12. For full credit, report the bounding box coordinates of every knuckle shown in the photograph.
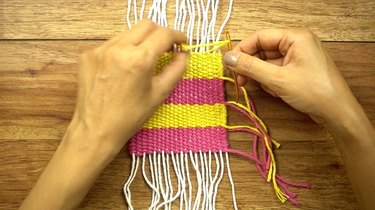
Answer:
[166,28,175,38]
[127,47,153,70]
[294,28,318,40]
[239,55,254,75]
[300,28,314,34]
[132,46,152,60]
[139,19,156,28]
[85,44,154,74]
[108,46,147,59]
[101,47,122,63]
[302,28,317,39]
[160,27,174,39]
[95,46,128,67]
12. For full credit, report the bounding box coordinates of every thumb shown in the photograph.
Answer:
[223,51,279,85]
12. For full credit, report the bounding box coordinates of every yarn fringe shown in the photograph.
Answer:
[221,77,311,206]
[124,151,238,210]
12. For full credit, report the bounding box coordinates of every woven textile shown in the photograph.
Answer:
[129,53,228,156]
[125,51,309,209]
[124,0,310,207]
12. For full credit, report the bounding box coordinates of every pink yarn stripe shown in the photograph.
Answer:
[130,127,228,156]
[164,78,225,104]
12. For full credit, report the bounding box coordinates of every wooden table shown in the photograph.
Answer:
[0,0,374,209]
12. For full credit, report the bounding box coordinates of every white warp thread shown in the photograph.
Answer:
[125,0,233,52]
[123,154,140,210]
[125,151,238,209]
[124,0,237,208]
[226,152,238,210]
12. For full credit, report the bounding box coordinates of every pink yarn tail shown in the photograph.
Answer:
[224,89,310,206]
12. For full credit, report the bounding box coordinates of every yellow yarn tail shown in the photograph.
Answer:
[180,40,230,53]
[222,77,288,203]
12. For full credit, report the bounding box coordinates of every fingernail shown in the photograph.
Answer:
[223,52,239,67]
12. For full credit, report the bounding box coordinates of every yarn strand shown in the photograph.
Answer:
[124,0,309,208]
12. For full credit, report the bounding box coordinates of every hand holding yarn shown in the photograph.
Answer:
[20,22,188,210]
[224,29,375,210]
[73,20,187,156]
[223,29,356,125]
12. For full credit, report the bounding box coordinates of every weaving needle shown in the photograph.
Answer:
[225,31,240,103]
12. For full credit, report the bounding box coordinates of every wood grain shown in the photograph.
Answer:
[0,41,373,209]
[1,0,374,41]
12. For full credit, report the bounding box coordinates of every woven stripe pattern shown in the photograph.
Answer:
[130,53,228,156]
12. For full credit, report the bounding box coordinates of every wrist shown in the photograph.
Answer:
[322,97,374,149]
[20,121,115,210]
[61,117,121,169]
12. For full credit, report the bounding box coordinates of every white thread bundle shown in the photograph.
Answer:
[125,0,233,50]
[124,151,237,210]
[123,1,236,209]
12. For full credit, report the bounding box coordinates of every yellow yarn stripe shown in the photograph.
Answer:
[154,53,223,79]
[143,104,227,128]
[180,40,230,53]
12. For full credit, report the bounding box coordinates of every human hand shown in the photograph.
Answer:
[70,20,187,157]
[21,21,188,210]
[223,29,375,209]
[223,29,357,124]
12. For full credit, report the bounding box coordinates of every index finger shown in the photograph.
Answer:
[234,29,288,56]
[106,20,159,47]
[141,27,187,56]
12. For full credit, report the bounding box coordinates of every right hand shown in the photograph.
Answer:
[223,29,357,124]
[71,20,187,158]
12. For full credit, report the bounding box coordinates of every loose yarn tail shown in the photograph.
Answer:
[221,77,310,205]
